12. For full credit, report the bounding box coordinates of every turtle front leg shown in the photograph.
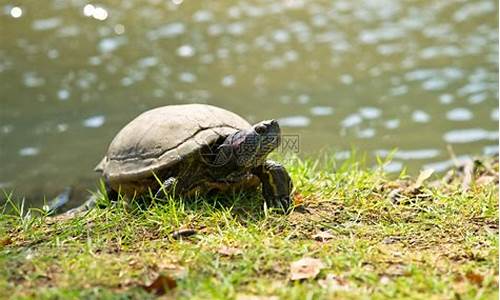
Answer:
[252,160,293,213]
[154,177,179,198]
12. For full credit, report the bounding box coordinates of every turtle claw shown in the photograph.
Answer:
[267,196,292,214]
[43,187,72,215]
[62,194,98,217]
[154,177,179,199]
[253,160,294,214]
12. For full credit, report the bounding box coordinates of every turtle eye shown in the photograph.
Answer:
[255,124,267,134]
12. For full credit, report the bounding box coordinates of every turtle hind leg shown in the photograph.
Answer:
[252,160,293,213]
[101,182,118,204]
[43,187,72,215]
[62,181,117,216]
[62,194,99,216]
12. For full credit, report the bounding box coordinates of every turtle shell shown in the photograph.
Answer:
[97,104,251,186]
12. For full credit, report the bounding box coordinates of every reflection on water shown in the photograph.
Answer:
[310,106,333,116]
[443,128,498,144]
[446,108,473,121]
[0,0,498,202]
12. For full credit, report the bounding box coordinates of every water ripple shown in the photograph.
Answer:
[177,45,196,57]
[412,110,431,123]
[83,115,106,128]
[19,147,40,156]
[32,18,61,31]
[443,128,498,144]
[148,22,185,40]
[446,108,473,121]
[341,114,362,128]
[376,149,440,160]
[278,115,311,128]
[99,37,127,53]
[310,106,334,116]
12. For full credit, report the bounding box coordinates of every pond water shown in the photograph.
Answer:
[0,0,498,204]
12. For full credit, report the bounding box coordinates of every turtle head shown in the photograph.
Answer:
[250,119,281,158]
[215,120,281,168]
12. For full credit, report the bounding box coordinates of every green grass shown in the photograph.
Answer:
[0,156,498,299]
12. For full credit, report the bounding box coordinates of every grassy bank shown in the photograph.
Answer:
[0,156,498,299]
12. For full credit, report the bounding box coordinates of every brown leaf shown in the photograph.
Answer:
[465,271,484,286]
[290,257,325,281]
[293,192,305,206]
[0,237,13,247]
[453,273,474,294]
[312,231,334,242]
[383,181,403,190]
[143,274,177,296]
[318,274,351,292]
[217,246,243,257]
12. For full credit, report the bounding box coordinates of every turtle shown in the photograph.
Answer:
[65,104,293,214]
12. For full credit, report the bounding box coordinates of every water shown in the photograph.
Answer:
[0,0,498,203]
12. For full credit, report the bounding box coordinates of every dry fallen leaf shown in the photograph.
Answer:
[127,258,141,268]
[318,274,351,292]
[142,274,177,296]
[362,263,375,272]
[465,271,484,286]
[218,246,243,257]
[413,168,434,189]
[383,181,403,190]
[476,175,497,186]
[461,160,475,191]
[290,257,325,281]
[0,237,13,247]
[293,192,305,206]
[312,231,334,242]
